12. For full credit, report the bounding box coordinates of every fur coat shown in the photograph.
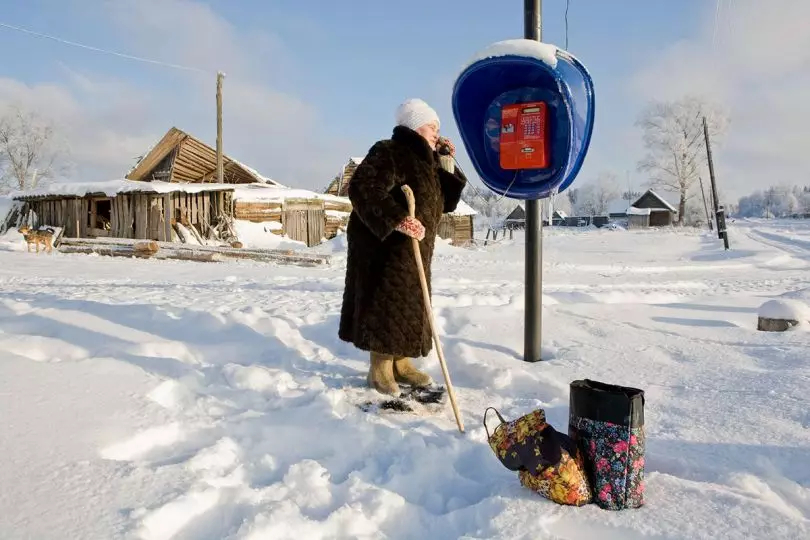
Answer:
[338,126,467,358]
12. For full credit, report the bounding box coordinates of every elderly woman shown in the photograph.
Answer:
[338,98,467,396]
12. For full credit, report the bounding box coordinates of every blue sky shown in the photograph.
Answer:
[0,0,807,201]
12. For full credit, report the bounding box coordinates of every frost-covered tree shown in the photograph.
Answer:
[0,105,70,194]
[636,96,728,224]
[736,184,810,218]
[461,182,514,224]
[575,171,620,216]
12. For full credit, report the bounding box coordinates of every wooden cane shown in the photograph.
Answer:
[401,185,465,433]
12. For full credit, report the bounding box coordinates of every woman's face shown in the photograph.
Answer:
[415,121,440,150]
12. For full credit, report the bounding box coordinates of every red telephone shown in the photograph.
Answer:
[499,101,550,170]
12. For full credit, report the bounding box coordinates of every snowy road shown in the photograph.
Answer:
[1,221,808,539]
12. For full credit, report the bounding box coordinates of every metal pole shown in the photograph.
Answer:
[524,0,543,362]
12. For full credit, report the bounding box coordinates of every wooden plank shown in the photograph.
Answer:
[149,197,160,240]
[163,194,172,242]
[201,194,210,236]
[191,194,198,225]
[136,194,148,239]
[127,195,135,238]
[110,198,118,236]
[119,195,127,238]
[119,196,127,237]
[79,199,87,237]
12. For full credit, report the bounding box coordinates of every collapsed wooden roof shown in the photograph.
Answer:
[126,127,283,186]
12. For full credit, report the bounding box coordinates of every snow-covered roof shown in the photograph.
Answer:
[232,183,350,204]
[554,209,568,218]
[12,179,236,199]
[460,39,559,73]
[632,189,678,213]
[449,199,477,216]
[627,206,651,216]
[230,159,282,186]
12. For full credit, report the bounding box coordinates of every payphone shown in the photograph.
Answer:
[499,101,550,170]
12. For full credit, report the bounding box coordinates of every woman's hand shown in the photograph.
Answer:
[437,136,455,157]
[395,216,425,241]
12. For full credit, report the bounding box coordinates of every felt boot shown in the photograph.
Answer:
[393,357,433,388]
[368,352,401,396]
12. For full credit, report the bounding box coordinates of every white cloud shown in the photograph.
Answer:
[630,0,810,199]
[0,0,356,190]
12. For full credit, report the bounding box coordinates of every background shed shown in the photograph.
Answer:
[437,200,477,246]
[630,189,677,227]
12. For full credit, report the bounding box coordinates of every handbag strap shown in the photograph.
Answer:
[483,407,507,439]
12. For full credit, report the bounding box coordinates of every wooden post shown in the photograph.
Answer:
[216,71,225,184]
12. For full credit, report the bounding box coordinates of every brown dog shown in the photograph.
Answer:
[18,225,55,253]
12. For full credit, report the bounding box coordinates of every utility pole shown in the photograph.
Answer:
[703,115,729,249]
[216,71,225,184]
[524,0,543,362]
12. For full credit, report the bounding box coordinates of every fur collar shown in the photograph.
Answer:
[391,125,435,164]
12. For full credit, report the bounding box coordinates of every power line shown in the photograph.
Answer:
[565,0,571,50]
[0,20,211,74]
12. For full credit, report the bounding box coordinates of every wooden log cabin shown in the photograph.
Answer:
[123,126,352,247]
[13,180,238,244]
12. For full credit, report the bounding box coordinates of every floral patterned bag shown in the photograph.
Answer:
[484,407,592,506]
[568,379,646,510]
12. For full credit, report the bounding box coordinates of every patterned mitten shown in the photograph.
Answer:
[395,216,425,241]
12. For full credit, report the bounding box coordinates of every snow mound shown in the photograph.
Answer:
[434,235,465,254]
[233,220,306,251]
[0,229,24,252]
[310,232,348,255]
[757,299,810,321]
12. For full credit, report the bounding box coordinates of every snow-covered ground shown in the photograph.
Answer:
[1,220,809,539]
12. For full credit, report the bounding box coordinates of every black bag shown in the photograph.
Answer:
[568,379,645,510]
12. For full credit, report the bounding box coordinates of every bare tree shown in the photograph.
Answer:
[636,96,728,224]
[0,106,70,193]
[576,171,620,216]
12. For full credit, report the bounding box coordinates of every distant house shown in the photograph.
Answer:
[628,189,678,227]
[504,204,526,229]
[324,157,364,197]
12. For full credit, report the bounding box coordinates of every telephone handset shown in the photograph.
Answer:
[499,101,550,170]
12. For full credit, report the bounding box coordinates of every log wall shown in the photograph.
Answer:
[20,190,235,243]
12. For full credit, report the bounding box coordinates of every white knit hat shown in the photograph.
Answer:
[395,98,440,131]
